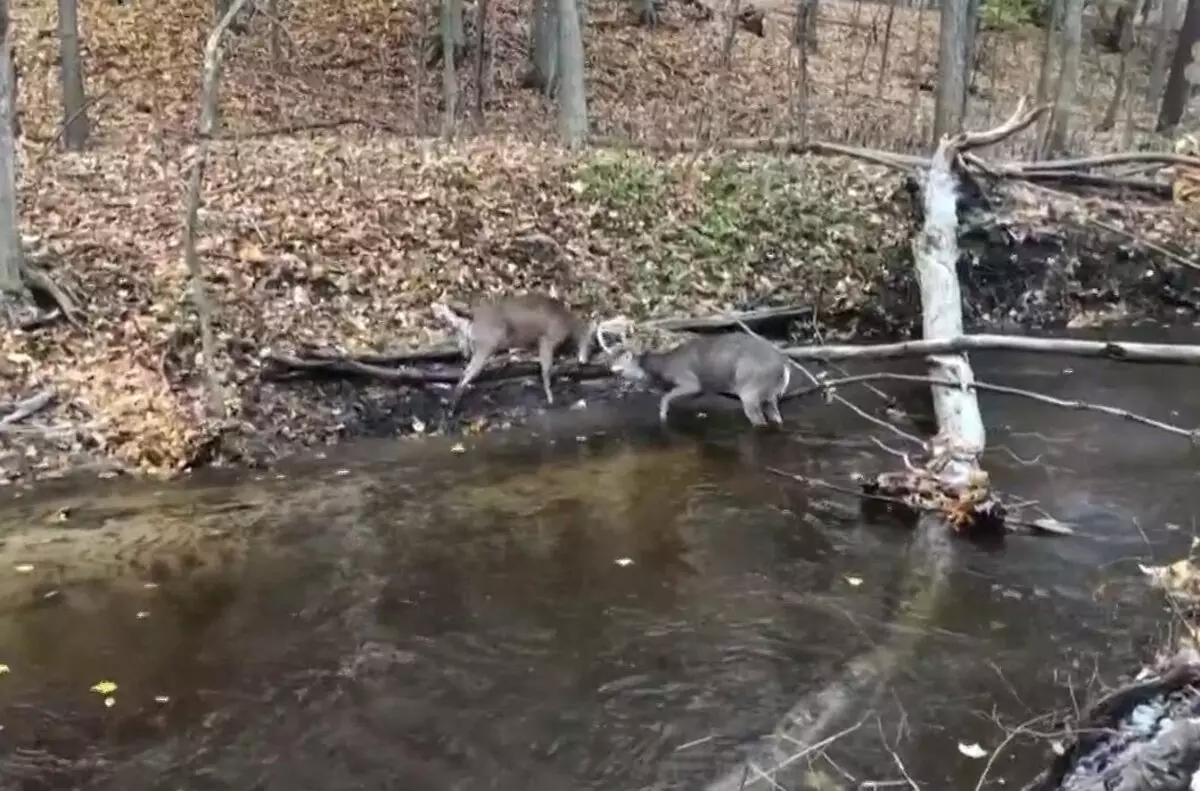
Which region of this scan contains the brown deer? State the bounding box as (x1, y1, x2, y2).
(432, 294, 599, 414)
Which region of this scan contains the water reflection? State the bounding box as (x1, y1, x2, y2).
(1, 331, 1199, 789)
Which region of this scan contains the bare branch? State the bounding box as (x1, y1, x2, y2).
(786, 371, 1198, 441)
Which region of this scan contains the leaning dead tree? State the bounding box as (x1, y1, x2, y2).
(181, 0, 251, 419)
(704, 100, 1049, 791)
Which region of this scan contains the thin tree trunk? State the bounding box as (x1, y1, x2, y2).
(556, 0, 587, 147)
(933, 0, 970, 139)
(182, 0, 251, 420)
(876, 0, 898, 98)
(1035, 0, 1061, 105)
(414, 0, 428, 135)
(804, 0, 819, 51)
(1148, 0, 1183, 99)
(0, 0, 25, 325)
(793, 0, 813, 135)
(721, 0, 741, 68)
(1044, 0, 1083, 154)
(960, 0, 980, 119)
(530, 0, 560, 96)
(57, 0, 89, 151)
(1157, 0, 1200, 129)
(1099, 0, 1135, 131)
(474, 0, 488, 123)
(440, 0, 458, 139)
(267, 0, 281, 65)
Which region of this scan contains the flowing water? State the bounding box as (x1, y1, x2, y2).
(1, 325, 1199, 791)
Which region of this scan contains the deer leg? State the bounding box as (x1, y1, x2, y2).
(448, 347, 494, 415)
(738, 394, 768, 427)
(537, 336, 558, 405)
(765, 397, 783, 426)
(658, 381, 702, 423)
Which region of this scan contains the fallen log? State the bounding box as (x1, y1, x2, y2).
(262, 352, 614, 385)
(785, 335, 1200, 364)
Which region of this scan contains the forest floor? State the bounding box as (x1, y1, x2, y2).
(0, 0, 1196, 484)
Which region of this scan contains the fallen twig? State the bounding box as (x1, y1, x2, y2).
(649, 303, 813, 333)
(785, 334, 1200, 364)
(0, 389, 54, 426)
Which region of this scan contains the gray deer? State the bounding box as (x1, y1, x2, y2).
(601, 329, 791, 427)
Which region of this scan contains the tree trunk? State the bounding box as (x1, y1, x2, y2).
(1148, 0, 1184, 99)
(0, 0, 25, 326)
(803, 0, 819, 52)
(1034, 0, 1061, 105)
(933, 0, 970, 139)
(1099, 0, 1135, 130)
(1044, 0, 1083, 154)
(182, 0, 251, 420)
(474, 0, 489, 123)
(440, 0, 458, 139)
(266, 0, 281, 65)
(876, 0, 897, 97)
(793, 0, 813, 133)
(1156, 0, 1200, 129)
(529, 0, 560, 96)
(636, 0, 658, 26)
(57, 0, 89, 151)
(556, 0, 587, 147)
(960, 0, 981, 120)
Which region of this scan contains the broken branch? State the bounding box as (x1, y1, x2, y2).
(0, 388, 54, 426)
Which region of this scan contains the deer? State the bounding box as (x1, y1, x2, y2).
(597, 325, 791, 428)
(432, 294, 602, 415)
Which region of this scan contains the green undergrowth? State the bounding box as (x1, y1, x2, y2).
(572, 149, 910, 316)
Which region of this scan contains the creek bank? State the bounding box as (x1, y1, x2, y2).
(1, 144, 1195, 486)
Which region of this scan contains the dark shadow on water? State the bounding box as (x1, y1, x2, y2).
(1, 327, 1199, 789)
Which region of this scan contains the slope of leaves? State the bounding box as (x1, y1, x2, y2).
(0, 134, 909, 479)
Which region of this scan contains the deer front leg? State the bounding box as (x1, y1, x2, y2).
(537, 336, 558, 405)
(658, 381, 702, 423)
(447, 347, 494, 415)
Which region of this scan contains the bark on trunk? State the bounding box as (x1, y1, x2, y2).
(57, 0, 89, 151)
(440, 0, 458, 139)
(1156, 0, 1200, 130)
(933, 0, 970, 139)
(0, 0, 26, 325)
(556, 0, 587, 147)
(1044, 0, 1083, 155)
(529, 0, 560, 97)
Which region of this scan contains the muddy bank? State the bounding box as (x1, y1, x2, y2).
(1, 144, 1195, 486)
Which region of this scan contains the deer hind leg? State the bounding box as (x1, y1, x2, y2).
(448, 346, 494, 415)
(537, 335, 559, 405)
(738, 393, 768, 427)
